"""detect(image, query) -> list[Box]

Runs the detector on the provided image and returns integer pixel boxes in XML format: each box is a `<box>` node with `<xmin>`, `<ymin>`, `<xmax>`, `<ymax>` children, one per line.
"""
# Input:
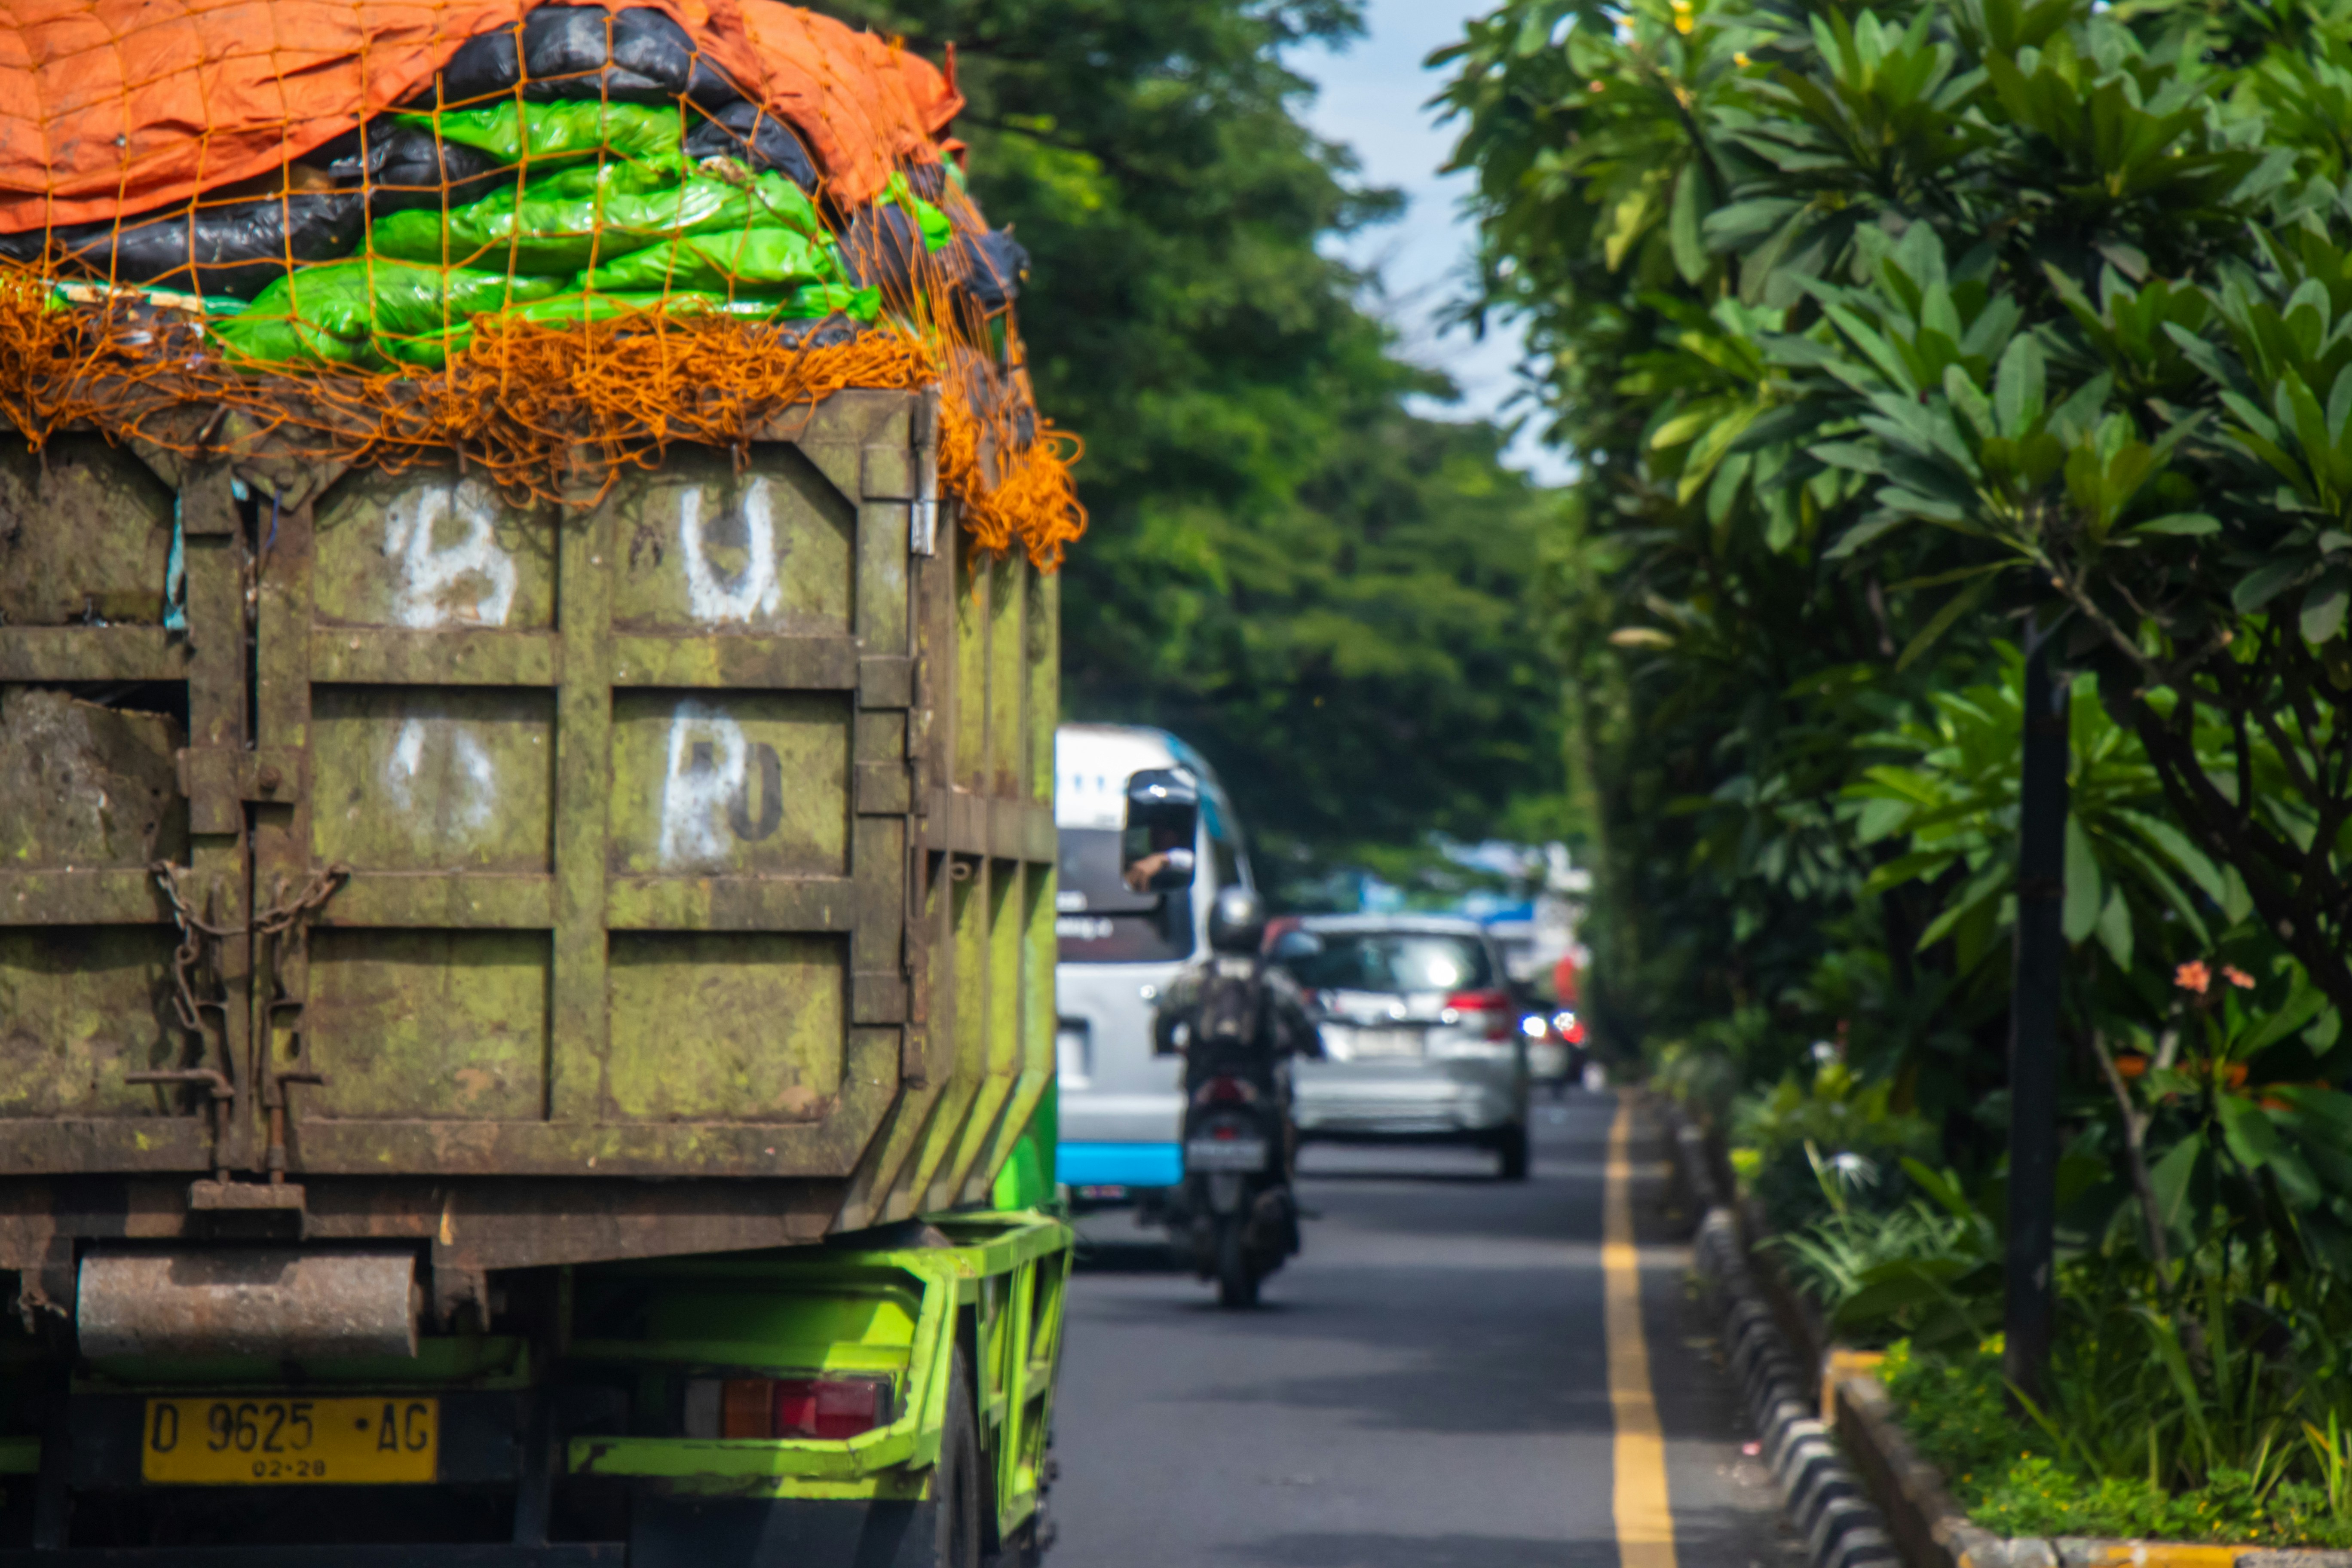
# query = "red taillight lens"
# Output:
<box><xmin>1196</xmin><ymin>1074</ymin><xmax>1254</xmax><ymax>1106</ymax></box>
<box><xmin>1444</xmin><ymin>989</ymin><xmax>1515</xmax><ymax>1041</ymax></box>
<box><xmin>719</xmin><ymin>1376</ymin><xmax>889</xmax><ymax>1440</ymax></box>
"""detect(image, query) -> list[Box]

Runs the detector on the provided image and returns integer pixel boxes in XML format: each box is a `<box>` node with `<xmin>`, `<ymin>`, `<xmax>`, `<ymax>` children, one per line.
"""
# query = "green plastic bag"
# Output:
<box><xmin>580</xmin><ymin>226</ymin><xmax>842</xmax><ymax>295</ymax></box>
<box><xmin>393</xmin><ymin>101</ymin><xmax>689</xmax><ymax>184</ymax></box>
<box><xmin>369</xmin><ymin>169</ymin><xmax>808</xmax><ymax>276</ymax></box>
<box><xmin>212</xmin><ymin>260</ymin><xmax>566</xmax><ymax>368</ymax></box>
<box><xmin>512</xmin><ymin>284</ymin><xmax>876</xmax><ymax>327</ymax></box>
<box><xmin>777</xmin><ymin>282</ymin><xmax>882</xmax><ymax>321</ymax></box>
<box><xmin>876</xmin><ymin>172</ymin><xmax>953</xmax><ymax>253</ymax></box>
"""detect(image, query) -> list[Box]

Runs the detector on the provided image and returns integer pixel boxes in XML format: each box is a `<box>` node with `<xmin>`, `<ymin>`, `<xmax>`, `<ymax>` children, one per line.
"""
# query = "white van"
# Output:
<box><xmin>1053</xmin><ymin>724</ymin><xmax>1251</xmax><ymax>1198</ymax></box>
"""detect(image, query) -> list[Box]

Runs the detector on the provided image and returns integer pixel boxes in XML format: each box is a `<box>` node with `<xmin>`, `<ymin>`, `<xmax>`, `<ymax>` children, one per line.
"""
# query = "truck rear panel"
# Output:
<box><xmin>0</xmin><ymin>389</ymin><xmax>1057</xmax><ymax>1292</ymax></box>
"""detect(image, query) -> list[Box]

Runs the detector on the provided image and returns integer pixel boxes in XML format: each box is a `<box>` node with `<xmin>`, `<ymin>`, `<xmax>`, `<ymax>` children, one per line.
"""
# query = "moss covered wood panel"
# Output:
<box><xmin>0</xmin><ymin>389</ymin><xmax>1057</xmax><ymax>1217</ymax></box>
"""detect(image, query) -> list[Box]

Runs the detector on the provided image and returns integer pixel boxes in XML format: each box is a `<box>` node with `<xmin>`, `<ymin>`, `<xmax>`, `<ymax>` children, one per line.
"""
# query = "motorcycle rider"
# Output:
<box><xmin>1152</xmin><ymin>886</ymin><xmax>1322</xmax><ymax>1303</ymax></box>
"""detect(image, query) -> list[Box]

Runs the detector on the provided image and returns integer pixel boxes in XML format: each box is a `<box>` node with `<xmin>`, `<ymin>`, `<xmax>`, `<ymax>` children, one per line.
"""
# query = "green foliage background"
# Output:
<box><xmin>830</xmin><ymin>0</ymin><xmax>1571</xmax><ymax>900</ymax></box>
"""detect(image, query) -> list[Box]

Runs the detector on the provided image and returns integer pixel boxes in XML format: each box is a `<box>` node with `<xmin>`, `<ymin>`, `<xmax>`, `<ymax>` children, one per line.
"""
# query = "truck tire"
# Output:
<box><xmin>1494</xmin><ymin>1122</ymin><xmax>1530</xmax><ymax>1182</ymax></box>
<box><xmin>934</xmin><ymin>1348</ymin><xmax>983</xmax><ymax>1568</ymax></box>
<box><xmin>1214</xmin><ymin>1217</ymin><xmax>1259</xmax><ymax>1308</ymax></box>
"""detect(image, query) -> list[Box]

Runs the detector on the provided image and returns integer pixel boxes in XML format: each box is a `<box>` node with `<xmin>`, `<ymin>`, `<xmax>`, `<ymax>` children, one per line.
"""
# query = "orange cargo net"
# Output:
<box><xmin>0</xmin><ymin>0</ymin><xmax>1084</xmax><ymax>569</ymax></box>
<box><xmin>0</xmin><ymin>0</ymin><xmax>960</xmax><ymax>230</ymax></box>
<box><xmin>0</xmin><ymin>265</ymin><xmax>1087</xmax><ymax>570</ymax></box>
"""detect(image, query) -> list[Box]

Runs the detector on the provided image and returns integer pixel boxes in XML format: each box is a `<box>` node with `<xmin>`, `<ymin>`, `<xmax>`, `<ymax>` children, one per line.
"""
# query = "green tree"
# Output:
<box><xmin>833</xmin><ymin>0</ymin><xmax>1570</xmax><ymax>896</ymax></box>
<box><xmin>1439</xmin><ymin>0</ymin><xmax>2352</xmax><ymax>1065</ymax></box>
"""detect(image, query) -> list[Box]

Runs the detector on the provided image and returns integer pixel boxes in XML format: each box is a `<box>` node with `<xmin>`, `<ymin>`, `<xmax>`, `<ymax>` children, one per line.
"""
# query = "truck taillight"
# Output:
<box><xmin>691</xmin><ymin>1375</ymin><xmax>892</xmax><ymax>1440</ymax></box>
<box><xmin>1443</xmin><ymin>990</ymin><xmax>1515</xmax><ymax>1041</ymax></box>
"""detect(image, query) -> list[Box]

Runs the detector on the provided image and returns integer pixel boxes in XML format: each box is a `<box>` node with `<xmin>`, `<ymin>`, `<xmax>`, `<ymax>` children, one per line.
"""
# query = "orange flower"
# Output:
<box><xmin>2115</xmin><ymin>1054</ymin><xmax>2149</xmax><ymax>1079</ymax></box>
<box><xmin>2175</xmin><ymin>960</ymin><xmax>2211</xmax><ymax>995</ymax></box>
<box><xmin>2226</xmin><ymin>1063</ymin><xmax>2249</xmax><ymax>1089</ymax></box>
<box><xmin>2223</xmin><ymin>965</ymin><xmax>2255</xmax><ymax>990</ymax></box>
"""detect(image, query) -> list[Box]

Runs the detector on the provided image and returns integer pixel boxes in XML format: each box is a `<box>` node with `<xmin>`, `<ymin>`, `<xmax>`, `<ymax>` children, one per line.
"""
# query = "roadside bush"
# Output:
<box><xmin>1883</xmin><ymin>1339</ymin><xmax>2352</xmax><ymax>1547</ymax></box>
<box><xmin>1731</xmin><ymin>1060</ymin><xmax>1936</xmax><ymax>1229</ymax></box>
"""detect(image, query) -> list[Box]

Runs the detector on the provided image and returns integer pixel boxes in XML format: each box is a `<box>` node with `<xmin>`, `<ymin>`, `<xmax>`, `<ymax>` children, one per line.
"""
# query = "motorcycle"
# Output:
<box><xmin>1177</xmin><ymin>1050</ymin><xmax>1298</xmax><ymax>1308</ymax></box>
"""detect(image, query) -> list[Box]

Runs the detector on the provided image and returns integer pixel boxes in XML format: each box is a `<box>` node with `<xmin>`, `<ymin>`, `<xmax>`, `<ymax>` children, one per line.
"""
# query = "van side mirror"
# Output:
<box><xmin>1121</xmin><ymin>768</ymin><xmax>1199</xmax><ymax>894</ymax></box>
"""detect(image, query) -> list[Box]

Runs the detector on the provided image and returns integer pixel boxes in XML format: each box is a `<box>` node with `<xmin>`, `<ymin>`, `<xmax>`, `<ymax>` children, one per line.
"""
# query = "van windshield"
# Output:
<box><xmin>1278</xmin><ymin>931</ymin><xmax>1494</xmax><ymax>994</ymax></box>
<box><xmin>1055</xmin><ymin>828</ymin><xmax>1194</xmax><ymax>965</ymax></box>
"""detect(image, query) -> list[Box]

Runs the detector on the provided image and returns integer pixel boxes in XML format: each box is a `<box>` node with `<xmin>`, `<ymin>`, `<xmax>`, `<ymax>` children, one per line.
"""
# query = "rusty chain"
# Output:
<box><xmin>251</xmin><ymin>861</ymin><xmax>349</xmax><ymax>940</ymax></box>
<box><xmin>148</xmin><ymin>861</ymin><xmax>234</xmax><ymax>1050</ymax></box>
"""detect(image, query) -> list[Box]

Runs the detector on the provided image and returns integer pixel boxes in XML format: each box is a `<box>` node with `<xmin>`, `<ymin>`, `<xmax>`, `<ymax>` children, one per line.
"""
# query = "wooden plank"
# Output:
<box><xmin>1028</xmin><ymin>570</ymin><xmax>1058</xmax><ymax>806</ymax></box>
<box><xmin>0</xmin><ymin>870</ymin><xmax>167</xmax><ymax>927</ymax></box>
<box><xmin>181</xmin><ymin>498</ymin><xmax>251</xmax><ymax>1174</ymax></box>
<box><xmin>250</xmin><ymin>498</ymin><xmax>319</xmax><ymax>1172</ymax></box>
<box><xmin>604</xmin><ymin>875</ymin><xmax>856</xmax><ymax>931</ymax></box>
<box><xmin>284</xmin><ymin>1026</ymin><xmax>900</xmax><ymax>1178</ymax></box>
<box><xmin>318</xmin><ymin>873</ymin><xmax>556</xmax><ymax>929</ymax></box>
<box><xmin>0</xmin><ymin>627</ymin><xmax>188</xmax><ymax>683</ymax></box>
<box><xmin>549</xmin><ymin>505</ymin><xmax>614</xmax><ymax>1128</ymax></box>
<box><xmin>609</xmin><ymin>634</ymin><xmax>856</xmax><ymax>690</ymax></box>
<box><xmin>0</xmin><ymin>1121</ymin><xmax>213</xmax><ymax>1175</ymax></box>
<box><xmin>922</xmin><ymin>790</ymin><xmax>1054</xmax><ymax>864</ymax></box>
<box><xmin>308</xmin><ymin>628</ymin><xmax>560</xmax><ymax>686</ymax></box>
<box><xmin>953</xmin><ymin>528</ymin><xmax>989</xmax><ymax>792</ymax></box>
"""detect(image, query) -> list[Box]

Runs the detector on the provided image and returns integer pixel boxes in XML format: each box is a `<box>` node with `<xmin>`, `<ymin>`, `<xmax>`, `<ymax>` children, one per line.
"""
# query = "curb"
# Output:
<box><xmin>1665</xmin><ymin>1107</ymin><xmax>1900</xmax><ymax>1568</ymax></box>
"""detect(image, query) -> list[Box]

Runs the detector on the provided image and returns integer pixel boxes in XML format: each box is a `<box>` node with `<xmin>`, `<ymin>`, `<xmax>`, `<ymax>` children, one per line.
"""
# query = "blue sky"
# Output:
<box><xmin>1290</xmin><ymin>0</ymin><xmax>1574</xmax><ymax>485</ymax></box>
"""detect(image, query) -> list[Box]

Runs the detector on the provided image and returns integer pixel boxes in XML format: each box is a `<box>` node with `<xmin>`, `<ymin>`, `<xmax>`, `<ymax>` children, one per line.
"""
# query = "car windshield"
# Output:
<box><xmin>1054</xmin><ymin>828</ymin><xmax>1194</xmax><ymax>964</ymax></box>
<box><xmin>1279</xmin><ymin>931</ymin><xmax>1493</xmax><ymax>994</ymax></box>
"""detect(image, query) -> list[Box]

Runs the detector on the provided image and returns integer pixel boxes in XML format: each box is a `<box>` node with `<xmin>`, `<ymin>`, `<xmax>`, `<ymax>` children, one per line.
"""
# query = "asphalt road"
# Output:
<box><xmin>1047</xmin><ymin>1090</ymin><xmax>1804</xmax><ymax>1568</ymax></box>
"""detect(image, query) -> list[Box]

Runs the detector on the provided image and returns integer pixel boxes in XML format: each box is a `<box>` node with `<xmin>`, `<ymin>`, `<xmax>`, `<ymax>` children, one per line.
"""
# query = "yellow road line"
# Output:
<box><xmin>1607</xmin><ymin>1097</ymin><xmax>1679</xmax><ymax>1568</ymax></box>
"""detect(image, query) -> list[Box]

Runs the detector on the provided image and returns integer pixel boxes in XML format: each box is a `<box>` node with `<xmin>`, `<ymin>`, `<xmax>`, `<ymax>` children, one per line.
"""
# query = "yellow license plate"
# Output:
<box><xmin>141</xmin><ymin>1396</ymin><xmax>437</xmax><ymax>1485</ymax></box>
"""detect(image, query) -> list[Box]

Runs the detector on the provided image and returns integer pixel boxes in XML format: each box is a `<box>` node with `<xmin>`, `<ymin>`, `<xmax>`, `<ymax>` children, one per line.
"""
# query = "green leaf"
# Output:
<box><xmin>2062</xmin><ymin>816</ymin><xmax>2101</xmax><ymax>942</ymax></box>
<box><xmin>2303</xmin><ymin>570</ymin><xmax>2349</xmax><ymax>644</ymax></box>
<box><xmin>2096</xmin><ymin>882</ymin><xmax>2133</xmax><ymax>968</ymax></box>
<box><xmin>1897</xmin><ymin>574</ymin><xmax>1995</xmax><ymax>670</ymax></box>
<box><xmin>1669</xmin><ymin>162</ymin><xmax>1709</xmax><ymax>285</ymax></box>
<box><xmin>2149</xmin><ymin>1134</ymin><xmax>2203</xmax><ymax>1235</ymax></box>
<box><xmin>2132</xmin><ymin>512</ymin><xmax>2220</xmax><ymax>536</ymax></box>
<box><xmin>2235</xmin><ymin>559</ymin><xmax>2307</xmax><ymax>612</ymax></box>
<box><xmin>2219</xmin><ymin>1093</ymin><xmax>2287</xmax><ymax>1171</ymax></box>
<box><xmin>1994</xmin><ymin>334</ymin><xmax>2046</xmax><ymax>439</ymax></box>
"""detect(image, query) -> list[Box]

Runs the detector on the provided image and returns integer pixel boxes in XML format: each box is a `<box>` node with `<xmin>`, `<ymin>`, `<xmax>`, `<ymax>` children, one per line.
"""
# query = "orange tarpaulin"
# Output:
<box><xmin>0</xmin><ymin>0</ymin><xmax>963</xmax><ymax>234</ymax></box>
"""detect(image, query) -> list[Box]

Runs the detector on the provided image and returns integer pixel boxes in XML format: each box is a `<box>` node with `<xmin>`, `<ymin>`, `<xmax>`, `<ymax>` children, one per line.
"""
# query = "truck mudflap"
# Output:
<box><xmin>3</xmin><ymin>1213</ymin><xmax>1070</xmax><ymax>1564</ymax></box>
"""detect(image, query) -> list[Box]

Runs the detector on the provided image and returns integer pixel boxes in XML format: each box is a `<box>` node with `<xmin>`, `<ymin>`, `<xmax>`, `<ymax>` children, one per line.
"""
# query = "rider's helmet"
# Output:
<box><xmin>1207</xmin><ymin>886</ymin><xmax>1268</xmax><ymax>955</ymax></box>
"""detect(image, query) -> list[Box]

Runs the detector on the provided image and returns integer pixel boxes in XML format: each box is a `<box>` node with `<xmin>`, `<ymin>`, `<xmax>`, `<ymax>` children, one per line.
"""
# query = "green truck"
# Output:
<box><xmin>0</xmin><ymin>387</ymin><xmax>1071</xmax><ymax>1565</ymax></box>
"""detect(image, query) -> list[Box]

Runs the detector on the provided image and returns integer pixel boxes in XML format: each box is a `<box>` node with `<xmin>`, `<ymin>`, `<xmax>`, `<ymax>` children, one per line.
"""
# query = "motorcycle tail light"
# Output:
<box><xmin>1196</xmin><ymin>1074</ymin><xmax>1255</xmax><ymax>1106</ymax></box>
<box><xmin>706</xmin><ymin>1375</ymin><xmax>891</xmax><ymax>1440</ymax></box>
<box><xmin>1444</xmin><ymin>989</ymin><xmax>1515</xmax><ymax>1042</ymax></box>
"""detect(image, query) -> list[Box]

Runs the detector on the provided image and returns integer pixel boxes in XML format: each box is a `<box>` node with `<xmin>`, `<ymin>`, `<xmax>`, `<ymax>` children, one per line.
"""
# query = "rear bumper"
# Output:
<box><xmin>1055</xmin><ymin>1141</ymin><xmax>1182</xmax><ymax>1189</ymax></box>
<box><xmin>0</xmin><ymin>1550</ymin><xmax>617</xmax><ymax>1567</ymax></box>
<box><xmin>1293</xmin><ymin>1063</ymin><xmax>1522</xmax><ymax>1137</ymax></box>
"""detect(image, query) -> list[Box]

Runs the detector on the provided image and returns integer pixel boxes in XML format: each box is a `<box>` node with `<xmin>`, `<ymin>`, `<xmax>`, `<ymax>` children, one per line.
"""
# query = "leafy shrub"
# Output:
<box><xmin>1732</xmin><ymin>1060</ymin><xmax>1937</xmax><ymax>1229</ymax></box>
<box><xmin>1768</xmin><ymin>1160</ymin><xmax>1999</xmax><ymax>1350</ymax></box>
<box><xmin>1883</xmin><ymin>1340</ymin><xmax>2352</xmax><ymax>1547</ymax></box>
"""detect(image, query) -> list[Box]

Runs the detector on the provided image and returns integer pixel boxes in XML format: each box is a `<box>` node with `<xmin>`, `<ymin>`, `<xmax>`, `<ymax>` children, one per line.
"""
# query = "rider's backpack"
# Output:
<box><xmin>1195</xmin><ymin>960</ymin><xmax>1265</xmax><ymax>1049</ymax></box>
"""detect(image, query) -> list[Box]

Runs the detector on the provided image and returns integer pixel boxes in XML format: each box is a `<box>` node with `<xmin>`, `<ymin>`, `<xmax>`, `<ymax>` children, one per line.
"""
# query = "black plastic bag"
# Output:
<box><xmin>311</xmin><ymin>122</ymin><xmax>511</xmax><ymax>215</ymax></box>
<box><xmin>0</xmin><ymin>192</ymin><xmax>365</xmax><ymax>300</ymax></box>
<box><xmin>423</xmin><ymin>6</ymin><xmax>739</xmax><ymax>109</ymax></box>
<box><xmin>839</xmin><ymin>201</ymin><xmax>927</xmax><ymax>300</ymax></box>
<box><xmin>684</xmin><ymin>101</ymin><xmax>818</xmax><ymax>191</ymax></box>
<box><xmin>953</xmin><ymin>229</ymin><xmax>1029</xmax><ymax>315</ymax></box>
<box><xmin>843</xmin><ymin>201</ymin><xmax>1029</xmax><ymax>315</ymax></box>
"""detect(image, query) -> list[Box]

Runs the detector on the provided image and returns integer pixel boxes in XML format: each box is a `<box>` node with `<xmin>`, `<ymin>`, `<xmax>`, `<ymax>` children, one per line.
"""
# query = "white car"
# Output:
<box><xmin>1277</xmin><ymin>915</ymin><xmax>1531</xmax><ymax>1180</ymax></box>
